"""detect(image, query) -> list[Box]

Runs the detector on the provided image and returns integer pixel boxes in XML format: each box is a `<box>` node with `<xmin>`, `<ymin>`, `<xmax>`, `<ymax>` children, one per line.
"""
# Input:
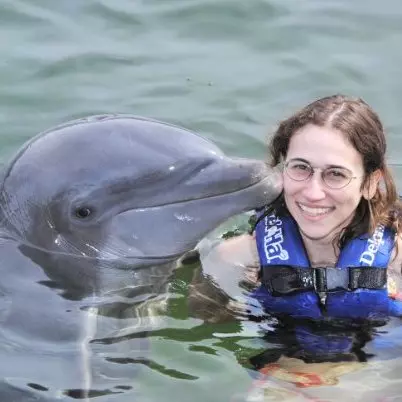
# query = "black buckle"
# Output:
<box><xmin>313</xmin><ymin>267</ymin><xmax>350</xmax><ymax>292</ymax></box>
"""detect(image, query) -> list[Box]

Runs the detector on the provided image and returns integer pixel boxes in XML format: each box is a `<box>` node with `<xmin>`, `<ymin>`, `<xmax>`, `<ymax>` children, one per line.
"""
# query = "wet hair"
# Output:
<box><xmin>266</xmin><ymin>94</ymin><xmax>401</xmax><ymax>249</ymax></box>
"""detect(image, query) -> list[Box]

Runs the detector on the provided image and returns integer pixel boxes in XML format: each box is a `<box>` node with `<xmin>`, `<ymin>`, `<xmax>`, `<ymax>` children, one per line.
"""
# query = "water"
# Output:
<box><xmin>1</xmin><ymin>0</ymin><xmax>402</xmax><ymax>400</ymax></box>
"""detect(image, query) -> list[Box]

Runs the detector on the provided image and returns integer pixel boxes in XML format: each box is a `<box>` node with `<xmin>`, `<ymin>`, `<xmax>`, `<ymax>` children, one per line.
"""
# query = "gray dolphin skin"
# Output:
<box><xmin>0</xmin><ymin>115</ymin><xmax>281</xmax><ymax>400</ymax></box>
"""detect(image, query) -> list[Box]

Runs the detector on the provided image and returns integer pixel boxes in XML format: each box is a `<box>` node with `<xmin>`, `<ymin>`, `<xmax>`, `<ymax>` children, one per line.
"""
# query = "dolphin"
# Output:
<box><xmin>0</xmin><ymin>114</ymin><xmax>282</xmax><ymax>400</ymax></box>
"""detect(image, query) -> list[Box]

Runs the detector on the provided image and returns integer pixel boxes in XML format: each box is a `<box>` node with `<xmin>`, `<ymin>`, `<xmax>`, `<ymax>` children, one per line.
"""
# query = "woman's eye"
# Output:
<box><xmin>75</xmin><ymin>207</ymin><xmax>92</xmax><ymax>219</ymax></box>
<box><xmin>293</xmin><ymin>163</ymin><xmax>310</xmax><ymax>171</ymax></box>
<box><xmin>327</xmin><ymin>169</ymin><xmax>347</xmax><ymax>178</ymax></box>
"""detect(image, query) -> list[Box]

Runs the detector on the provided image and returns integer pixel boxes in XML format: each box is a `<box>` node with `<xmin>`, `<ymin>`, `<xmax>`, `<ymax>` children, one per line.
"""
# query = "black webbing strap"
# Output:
<box><xmin>261</xmin><ymin>265</ymin><xmax>387</xmax><ymax>295</ymax></box>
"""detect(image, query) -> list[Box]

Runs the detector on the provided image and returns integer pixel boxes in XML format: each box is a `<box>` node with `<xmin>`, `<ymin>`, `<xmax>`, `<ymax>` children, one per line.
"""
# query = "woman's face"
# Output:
<box><xmin>283</xmin><ymin>124</ymin><xmax>366</xmax><ymax>243</ymax></box>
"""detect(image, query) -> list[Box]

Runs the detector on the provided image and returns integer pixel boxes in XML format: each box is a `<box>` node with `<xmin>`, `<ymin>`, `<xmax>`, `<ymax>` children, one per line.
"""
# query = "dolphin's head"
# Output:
<box><xmin>0</xmin><ymin>115</ymin><xmax>281</xmax><ymax>266</ymax></box>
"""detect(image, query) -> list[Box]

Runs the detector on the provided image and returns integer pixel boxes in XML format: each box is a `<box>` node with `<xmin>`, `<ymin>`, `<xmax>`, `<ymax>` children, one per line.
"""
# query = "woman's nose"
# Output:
<box><xmin>302</xmin><ymin>171</ymin><xmax>326</xmax><ymax>200</ymax></box>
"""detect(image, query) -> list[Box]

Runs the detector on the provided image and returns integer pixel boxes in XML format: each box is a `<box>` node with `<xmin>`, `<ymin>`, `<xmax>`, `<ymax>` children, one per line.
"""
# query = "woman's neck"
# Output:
<box><xmin>300</xmin><ymin>232</ymin><xmax>338</xmax><ymax>268</ymax></box>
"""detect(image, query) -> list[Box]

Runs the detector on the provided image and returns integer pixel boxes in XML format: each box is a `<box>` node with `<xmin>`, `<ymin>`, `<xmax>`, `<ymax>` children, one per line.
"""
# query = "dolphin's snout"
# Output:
<box><xmin>230</xmin><ymin>158</ymin><xmax>278</xmax><ymax>182</ymax></box>
<box><xmin>191</xmin><ymin>156</ymin><xmax>282</xmax><ymax>196</ymax></box>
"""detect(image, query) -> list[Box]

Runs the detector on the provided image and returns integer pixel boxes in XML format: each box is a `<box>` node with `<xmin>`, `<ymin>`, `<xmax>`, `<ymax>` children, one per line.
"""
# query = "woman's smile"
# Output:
<box><xmin>297</xmin><ymin>202</ymin><xmax>334</xmax><ymax>219</ymax></box>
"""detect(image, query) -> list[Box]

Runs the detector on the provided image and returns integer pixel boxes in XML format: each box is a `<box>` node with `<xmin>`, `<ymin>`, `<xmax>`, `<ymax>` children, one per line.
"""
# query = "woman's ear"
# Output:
<box><xmin>362</xmin><ymin>170</ymin><xmax>382</xmax><ymax>200</ymax></box>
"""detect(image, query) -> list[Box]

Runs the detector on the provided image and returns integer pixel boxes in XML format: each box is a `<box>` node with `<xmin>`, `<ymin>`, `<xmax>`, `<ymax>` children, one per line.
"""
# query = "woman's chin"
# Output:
<box><xmin>297</xmin><ymin>224</ymin><xmax>336</xmax><ymax>242</ymax></box>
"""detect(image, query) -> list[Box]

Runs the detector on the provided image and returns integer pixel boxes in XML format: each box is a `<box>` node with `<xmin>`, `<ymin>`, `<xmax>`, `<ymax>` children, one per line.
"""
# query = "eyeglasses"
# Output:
<box><xmin>284</xmin><ymin>160</ymin><xmax>360</xmax><ymax>189</ymax></box>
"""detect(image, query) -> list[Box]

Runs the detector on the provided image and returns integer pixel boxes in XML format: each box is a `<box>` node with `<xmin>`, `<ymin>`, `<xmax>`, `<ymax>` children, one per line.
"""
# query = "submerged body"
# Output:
<box><xmin>0</xmin><ymin>114</ymin><xmax>282</xmax><ymax>400</ymax></box>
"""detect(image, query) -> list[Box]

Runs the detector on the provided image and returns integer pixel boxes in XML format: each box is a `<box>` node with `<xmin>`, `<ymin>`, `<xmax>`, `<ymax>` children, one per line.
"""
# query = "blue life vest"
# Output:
<box><xmin>252</xmin><ymin>213</ymin><xmax>402</xmax><ymax>321</ymax></box>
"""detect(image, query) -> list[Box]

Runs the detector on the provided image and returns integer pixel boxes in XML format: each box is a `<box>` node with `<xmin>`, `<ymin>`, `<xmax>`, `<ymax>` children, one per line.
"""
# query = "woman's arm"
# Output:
<box><xmin>187</xmin><ymin>234</ymin><xmax>261</xmax><ymax>323</ymax></box>
<box><xmin>215</xmin><ymin>234</ymin><xmax>259</xmax><ymax>264</ymax></box>
<box><xmin>210</xmin><ymin>233</ymin><xmax>261</xmax><ymax>286</ymax></box>
<box><xmin>387</xmin><ymin>235</ymin><xmax>402</xmax><ymax>299</ymax></box>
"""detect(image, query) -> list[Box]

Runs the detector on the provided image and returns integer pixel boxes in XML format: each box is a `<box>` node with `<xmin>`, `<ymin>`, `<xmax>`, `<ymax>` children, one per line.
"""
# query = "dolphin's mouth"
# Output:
<box><xmin>105</xmin><ymin>172</ymin><xmax>281</xmax><ymax>262</ymax></box>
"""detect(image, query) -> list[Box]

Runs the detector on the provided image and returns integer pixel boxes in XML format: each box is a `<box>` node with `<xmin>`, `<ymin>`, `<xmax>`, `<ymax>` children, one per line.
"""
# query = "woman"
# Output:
<box><xmin>206</xmin><ymin>94</ymin><xmax>402</xmax><ymax>391</ymax></box>
<box><xmin>219</xmin><ymin>94</ymin><xmax>402</xmax><ymax>324</ymax></box>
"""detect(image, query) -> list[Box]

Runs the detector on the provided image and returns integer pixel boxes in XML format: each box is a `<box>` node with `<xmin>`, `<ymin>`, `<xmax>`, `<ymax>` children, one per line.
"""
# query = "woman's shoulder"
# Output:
<box><xmin>389</xmin><ymin>233</ymin><xmax>402</xmax><ymax>275</ymax></box>
<box><xmin>215</xmin><ymin>233</ymin><xmax>259</xmax><ymax>266</ymax></box>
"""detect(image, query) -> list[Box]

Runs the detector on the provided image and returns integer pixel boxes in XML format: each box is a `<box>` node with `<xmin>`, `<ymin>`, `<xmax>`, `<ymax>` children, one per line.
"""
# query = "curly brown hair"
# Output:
<box><xmin>266</xmin><ymin>94</ymin><xmax>401</xmax><ymax>248</ymax></box>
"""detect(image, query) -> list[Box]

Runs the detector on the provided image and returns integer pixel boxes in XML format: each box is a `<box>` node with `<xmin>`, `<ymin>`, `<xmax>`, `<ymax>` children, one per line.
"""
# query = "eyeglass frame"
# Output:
<box><xmin>283</xmin><ymin>158</ymin><xmax>363</xmax><ymax>189</ymax></box>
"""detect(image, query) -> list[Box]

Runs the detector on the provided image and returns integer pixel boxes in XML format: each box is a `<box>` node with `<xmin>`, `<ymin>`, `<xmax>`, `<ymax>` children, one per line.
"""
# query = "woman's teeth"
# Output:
<box><xmin>298</xmin><ymin>203</ymin><xmax>332</xmax><ymax>216</ymax></box>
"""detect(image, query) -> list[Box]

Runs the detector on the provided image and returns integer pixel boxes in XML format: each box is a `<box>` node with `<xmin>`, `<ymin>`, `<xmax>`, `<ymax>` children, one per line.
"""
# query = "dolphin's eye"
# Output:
<box><xmin>75</xmin><ymin>207</ymin><xmax>92</xmax><ymax>219</ymax></box>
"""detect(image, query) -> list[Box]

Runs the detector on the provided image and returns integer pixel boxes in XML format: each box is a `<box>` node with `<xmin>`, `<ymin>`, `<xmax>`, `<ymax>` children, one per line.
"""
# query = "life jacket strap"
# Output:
<box><xmin>261</xmin><ymin>265</ymin><xmax>387</xmax><ymax>295</ymax></box>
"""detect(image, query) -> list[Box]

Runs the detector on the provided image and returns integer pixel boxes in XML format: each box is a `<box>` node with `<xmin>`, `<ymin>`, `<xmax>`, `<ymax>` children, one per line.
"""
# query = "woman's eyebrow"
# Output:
<box><xmin>287</xmin><ymin>157</ymin><xmax>351</xmax><ymax>171</ymax></box>
<box><xmin>287</xmin><ymin>157</ymin><xmax>309</xmax><ymax>163</ymax></box>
